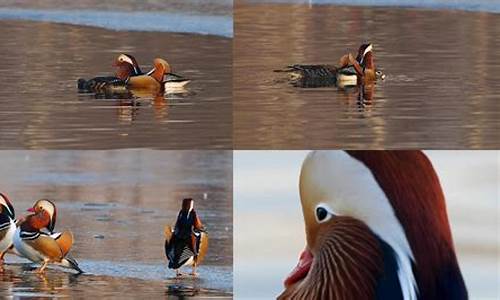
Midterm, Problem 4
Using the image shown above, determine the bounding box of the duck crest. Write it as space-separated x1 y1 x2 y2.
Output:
124 53 143 75
346 151 467 300
0 192 15 219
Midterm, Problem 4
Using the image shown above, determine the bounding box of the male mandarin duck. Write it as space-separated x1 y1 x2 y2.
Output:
78 53 190 93
115 55 191 91
0 193 16 265
164 198 208 277
278 151 467 300
13 199 82 274
276 43 385 87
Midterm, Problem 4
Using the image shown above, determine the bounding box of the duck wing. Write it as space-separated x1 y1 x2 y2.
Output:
77 76 127 92
24 233 63 261
51 231 73 257
275 64 338 79
163 73 190 82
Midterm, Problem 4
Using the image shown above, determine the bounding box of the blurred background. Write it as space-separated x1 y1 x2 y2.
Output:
234 150 499 299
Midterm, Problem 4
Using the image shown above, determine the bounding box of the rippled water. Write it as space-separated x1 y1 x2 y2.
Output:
234 3 500 149
0 20 232 149
0 150 233 298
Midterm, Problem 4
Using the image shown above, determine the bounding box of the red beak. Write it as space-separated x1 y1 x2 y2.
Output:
284 248 313 288
27 207 35 213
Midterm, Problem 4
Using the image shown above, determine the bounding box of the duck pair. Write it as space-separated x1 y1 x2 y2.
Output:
78 54 190 94
0 193 81 274
277 43 385 87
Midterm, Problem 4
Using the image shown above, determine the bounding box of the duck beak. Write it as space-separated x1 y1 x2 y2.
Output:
284 248 314 288
27 207 35 213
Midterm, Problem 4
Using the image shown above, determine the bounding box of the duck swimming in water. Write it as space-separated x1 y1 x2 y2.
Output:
164 198 208 277
276 43 385 88
78 54 190 93
117 55 191 91
77 53 141 93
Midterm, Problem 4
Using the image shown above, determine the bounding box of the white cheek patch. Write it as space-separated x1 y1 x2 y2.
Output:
125 57 134 65
363 44 373 56
300 151 418 300
0 196 10 215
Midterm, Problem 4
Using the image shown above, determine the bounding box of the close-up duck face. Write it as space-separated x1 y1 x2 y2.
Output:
114 54 135 66
290 151 421 300
299 151 379 248
0 192 15 219
29 199 57 232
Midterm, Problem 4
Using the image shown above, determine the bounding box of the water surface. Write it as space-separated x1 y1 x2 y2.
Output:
0 21 232 149
234 3 500 149
0 150 233 298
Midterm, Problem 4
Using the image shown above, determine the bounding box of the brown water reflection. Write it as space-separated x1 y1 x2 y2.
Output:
0 150 232 297
234 3 500 149
0 21 232 149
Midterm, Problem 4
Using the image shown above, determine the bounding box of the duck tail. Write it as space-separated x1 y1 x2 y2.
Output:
62 256 83 274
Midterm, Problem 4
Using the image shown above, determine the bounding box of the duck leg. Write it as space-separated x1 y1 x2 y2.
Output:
36 260 49 274
191 264 198 277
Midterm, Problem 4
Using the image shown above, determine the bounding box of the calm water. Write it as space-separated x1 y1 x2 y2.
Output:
0 150 233 298
234 151 499 299
0 20 232 149
234 3 500 149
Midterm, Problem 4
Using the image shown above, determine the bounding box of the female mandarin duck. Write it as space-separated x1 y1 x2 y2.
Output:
0 193 16 266
277 43 385 87
13 199 82 274
164 198 208 277
278 151 467 300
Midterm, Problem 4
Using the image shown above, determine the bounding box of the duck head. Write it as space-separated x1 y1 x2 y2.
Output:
0 192 15 219
355 43 373 65
280 151 466 300
28 199 57 233
113 54 142 80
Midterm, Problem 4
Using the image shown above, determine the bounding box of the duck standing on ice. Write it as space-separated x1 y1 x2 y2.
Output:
164 198 208 277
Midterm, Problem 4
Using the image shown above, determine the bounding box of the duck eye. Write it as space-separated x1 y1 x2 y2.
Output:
316 207 328 222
